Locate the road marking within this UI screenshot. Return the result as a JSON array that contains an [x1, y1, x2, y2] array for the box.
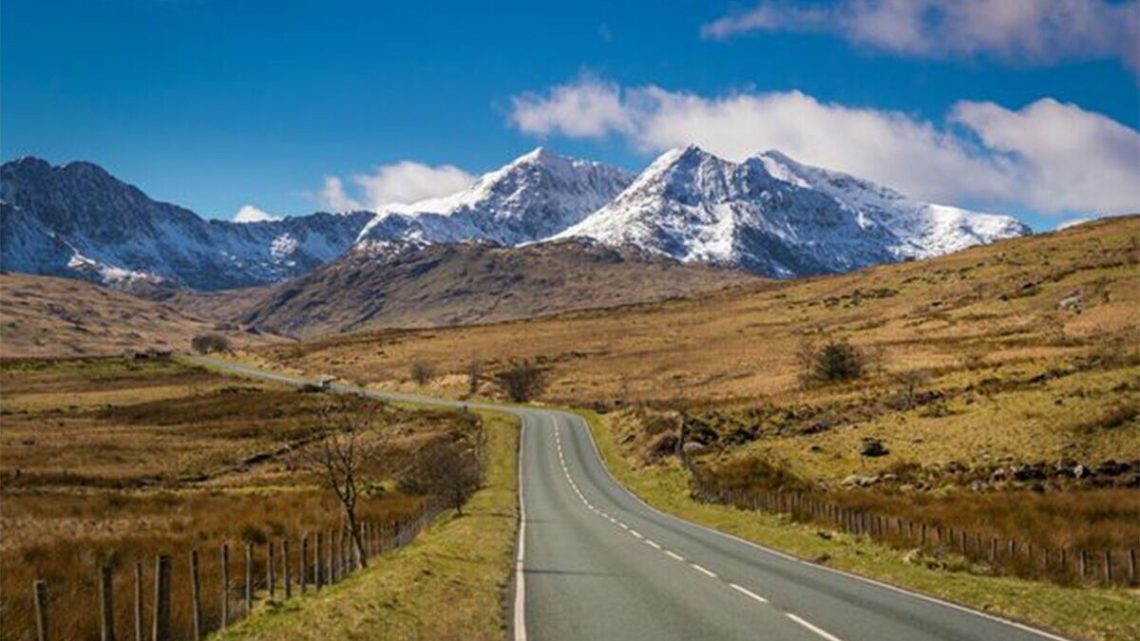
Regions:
[[689, 562, 717, 579], [645, 539, 662, 550], [618, 522, 629, 530], [728, 583, 768, 604], [785, 613, 843, 641], [629, 529, 643, 539], [201, 359, 1076, 641], [664, 550, 684, 562], [514, 416, 528, 641]]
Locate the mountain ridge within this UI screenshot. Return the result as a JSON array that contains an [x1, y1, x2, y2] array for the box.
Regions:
[[1, 147, 1030, 290]]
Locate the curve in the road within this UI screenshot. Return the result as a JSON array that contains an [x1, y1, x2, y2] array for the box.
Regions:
[[191, 357, 1073, 641]]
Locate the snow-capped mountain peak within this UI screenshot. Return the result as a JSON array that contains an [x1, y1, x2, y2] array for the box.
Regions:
[[355, 148, 634, 246], [556, 146, 1029, 277]]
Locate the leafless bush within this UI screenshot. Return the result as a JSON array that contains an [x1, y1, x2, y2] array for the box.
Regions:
[[190, 333, 231, 354], [494, 359, 547, 402], [891, 369, 933, 410], [466, 358, 483, 395], [396, 430, 484, 515], [295, 403, 379, 568], [410, 361, 435, 386]]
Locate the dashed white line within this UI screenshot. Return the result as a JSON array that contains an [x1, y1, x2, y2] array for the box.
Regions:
[[629, 529, 644, 539], [645, 540, 662, 550], [785, 613, 844, 641], [729, 583, 768, 604], [664, 550, 685, 562], [689, 563, 718, 579]]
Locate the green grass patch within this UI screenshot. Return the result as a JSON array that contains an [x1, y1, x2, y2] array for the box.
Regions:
[[211, 410, 519, 641], [575, 408, 1140, 641]]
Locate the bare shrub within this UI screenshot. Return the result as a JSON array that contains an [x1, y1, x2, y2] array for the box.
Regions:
[[190, 333, 231, 354], [396, 427, 484, 515], [891, 369, 933, 410], [494, 359, 547, 402], [466, 358, 483, 395], [295, 403, 379, 568], [410, 361, 434, 386]]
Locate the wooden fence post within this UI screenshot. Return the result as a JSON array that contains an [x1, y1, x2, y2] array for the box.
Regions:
[[1079, 550, 1089, 579], [301, 535, 309, 594], [315, 532, 324, 590], [220, 544, 230, 628], [34, 580, 49, 641], [100, 565, 115, 641], [267, 541, 276, 600], [326, 530, 334, 585], [1104, 551, 1112, 584], [990, 537, 997, 562], [283, 539, 292, 599], [190, 549, 202, 641], [244, 543, 254, 614], [152, 555, 171, 641], [1130, 549, 1137, 585], [134, 563, 144, 641]]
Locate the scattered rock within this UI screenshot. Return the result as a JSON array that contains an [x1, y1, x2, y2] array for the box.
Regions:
[[682, 441, 707, 455], [1096, 460, 1124, 477], [1058, 293, 1083, 310], [860, 439, 889, 457]]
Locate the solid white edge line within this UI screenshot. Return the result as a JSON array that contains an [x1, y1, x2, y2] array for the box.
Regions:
[[513, 413, 527, 641], [729, 583, 768, 604], [565, 410, 1076, 641], [197, 359, 1073, 641], [786, 613, 844, 641]]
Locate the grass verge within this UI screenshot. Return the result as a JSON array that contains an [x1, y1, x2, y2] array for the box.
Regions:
[[211, 411, 519, 641], [575, 408, 1140, 641]]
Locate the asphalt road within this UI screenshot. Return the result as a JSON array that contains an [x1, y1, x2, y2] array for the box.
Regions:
[[194, 357, 1071, 641]]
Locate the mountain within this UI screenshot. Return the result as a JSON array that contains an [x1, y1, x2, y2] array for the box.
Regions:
[[0, 272, 280, 359], [354, 147, 634, 247], [1, 147, 1029, 291], [0, 157, 373, 290], [239, 238, 756, 338], [555, 146, 1030, 277]]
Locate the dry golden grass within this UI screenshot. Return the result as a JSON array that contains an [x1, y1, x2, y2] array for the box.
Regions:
[[0, 273, 281, 359], [259, 216, 1140, 407], [0, 357, 480, 641], [251, 217, 1139, 599]]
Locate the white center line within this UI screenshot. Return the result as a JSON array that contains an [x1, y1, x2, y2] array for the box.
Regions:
[[785, 613, 844, 641], [645, 540, 662, 550], [728, 583, 768, 604], [689, 563, 718, 579], [629, 530, 644, 539], [664, 550, 685, 562]]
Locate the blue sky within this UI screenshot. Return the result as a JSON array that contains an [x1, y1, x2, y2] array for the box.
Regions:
[[3, 0, 1138, 230]]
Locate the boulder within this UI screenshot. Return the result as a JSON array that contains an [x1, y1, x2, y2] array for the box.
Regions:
[[859, 439, 889, 457]]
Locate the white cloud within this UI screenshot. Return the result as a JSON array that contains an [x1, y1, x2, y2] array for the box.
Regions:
[[232, 205, 280, 223], [317, 162, 473, 212], [508, 78, 1140, 215], [700, 0, 1140, 72], [511, 76, 632, 139]]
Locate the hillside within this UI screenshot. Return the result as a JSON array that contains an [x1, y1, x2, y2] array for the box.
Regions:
[[240, 239, 758, 337], [258, 215, 1139, 483], [0, 273, 278, 358]]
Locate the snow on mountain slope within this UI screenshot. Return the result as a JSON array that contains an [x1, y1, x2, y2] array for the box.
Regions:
[[355, 147, 634, 246], [0, 157, 373, 290], [556, 146, 1030, 277]]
